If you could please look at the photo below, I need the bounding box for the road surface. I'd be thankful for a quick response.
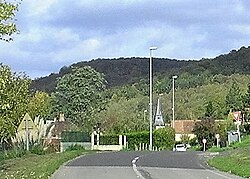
[52,151,243,179]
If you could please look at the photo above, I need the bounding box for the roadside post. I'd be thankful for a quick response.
[215,134,220,148]
[202,139,207,152]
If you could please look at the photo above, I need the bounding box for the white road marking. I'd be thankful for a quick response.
[132,156,145,179]
[199,163,235,179]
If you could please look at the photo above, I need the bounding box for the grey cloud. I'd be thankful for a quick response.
[2,0,250,78]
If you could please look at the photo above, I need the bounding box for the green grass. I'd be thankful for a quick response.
[0,150,91,179]
[208,135,250,178]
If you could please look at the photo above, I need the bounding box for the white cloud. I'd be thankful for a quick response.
[25,0,58,16]
[1,0,250,78]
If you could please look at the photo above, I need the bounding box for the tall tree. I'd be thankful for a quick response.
[28,91,51,119]
[204,100,215,117]
[51,66,107,133]
[243,83,250,108]
[0,0,20,42]
[192,117,217,149]
[225,81,243,112]
[0,64,30,142]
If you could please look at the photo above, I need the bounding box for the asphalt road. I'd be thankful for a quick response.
[52,151,243,179]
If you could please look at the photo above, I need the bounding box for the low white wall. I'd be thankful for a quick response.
[93,145,123,151]
[175,134,196,142]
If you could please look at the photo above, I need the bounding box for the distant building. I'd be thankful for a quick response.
[173,120,197,141]
[154,98,164,128]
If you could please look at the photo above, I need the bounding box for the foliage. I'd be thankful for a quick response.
[124,129,174,150]
[242,83,250,121]
[0,150,89,179]
[0,0,21,42]
[204,100,215,117]
[208,149,250,178]
[126,131,149,150]
[208,135,250,178]
[0,64,30,142]
[215,120,231,146]
[192,117,217,149]
[61,131,90,142]
[153,127,175,150]
[51,66,107,133]
[100,134,119,145]
[65,144,85,151]
[31,46,250,94]
[29,47,250,134]
[27,91,51,119]
[243,124,250,135]
[30,144,45,155]
[98,95,149,134]
[0,147,26,161]
[180,134,191,144]
[225,81,243,112]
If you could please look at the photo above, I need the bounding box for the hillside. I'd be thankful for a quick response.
[30,46,250,93]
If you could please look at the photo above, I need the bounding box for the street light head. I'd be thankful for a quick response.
[172,75,178,79]
[149,46,157,50]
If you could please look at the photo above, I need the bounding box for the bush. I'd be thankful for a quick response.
[153,127,175,150]
[100,135,119,145]
[30,144,45,155]
[189,137,198,146]
[65,144,85,151]
[125,127,175,150]
[180,134,191,144]
[126,131,149,150]
[61,131,90,142]
[0,147,26,161]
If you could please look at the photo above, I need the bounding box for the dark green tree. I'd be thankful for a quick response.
[51,66,107,133]
[242,83,250,121]
[192,117,217,149]
[205,100,215,117]
[225,82,243,112]
[243,83,250,108]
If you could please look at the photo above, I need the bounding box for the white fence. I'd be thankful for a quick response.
[91,134,126,151]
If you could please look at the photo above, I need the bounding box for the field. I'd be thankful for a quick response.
[208,135,250,178]
[0,149,89,179]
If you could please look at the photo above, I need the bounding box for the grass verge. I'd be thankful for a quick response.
[0,150,90,179]
[208,135,250,178]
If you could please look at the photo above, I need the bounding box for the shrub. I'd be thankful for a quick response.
[30,144,45,155]
[65,144,85,151]
[61,131,90,142]
[100,135,119,145]
[0,147,26,161]
[180,134,191,144]
[126,131,149,150]
[153,127,175,150]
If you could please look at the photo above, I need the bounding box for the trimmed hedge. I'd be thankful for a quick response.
[126,131,149,150]
[100,135,119,145]
[153,126,175,150]
[61,131,90,142]
[99,127,175,150]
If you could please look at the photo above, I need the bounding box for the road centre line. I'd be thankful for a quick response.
[132,156,145,179]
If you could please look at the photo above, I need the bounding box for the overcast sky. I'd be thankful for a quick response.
[1,0,250,79]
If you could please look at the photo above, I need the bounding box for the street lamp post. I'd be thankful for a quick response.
[172,75,177,129]
[149,46,157,151]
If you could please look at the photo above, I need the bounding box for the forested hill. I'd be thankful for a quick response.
[30,58,196,93]
[30,46,250,93]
